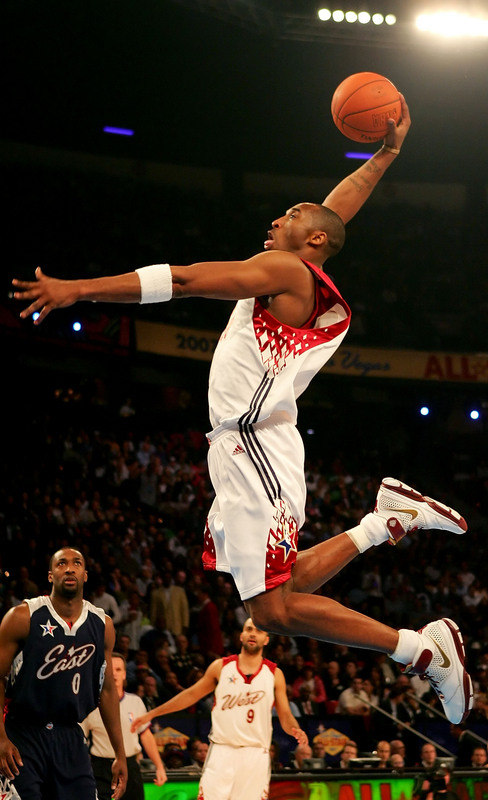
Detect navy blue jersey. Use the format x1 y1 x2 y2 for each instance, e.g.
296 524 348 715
6 596 107 726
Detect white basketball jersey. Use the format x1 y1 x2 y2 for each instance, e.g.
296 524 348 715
210 655 277 749
208 260 351 432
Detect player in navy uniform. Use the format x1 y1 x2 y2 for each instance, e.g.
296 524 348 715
12 97 473 727
0 548 128 799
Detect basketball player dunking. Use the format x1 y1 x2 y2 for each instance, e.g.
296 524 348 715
12 94 473 727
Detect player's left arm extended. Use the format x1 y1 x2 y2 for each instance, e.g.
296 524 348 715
139 728 167 786
273 668 308 745
323 93 411 224
98 618 128 800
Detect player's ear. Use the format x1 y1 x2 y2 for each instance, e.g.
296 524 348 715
48 571 53 584
84 570 88 583
309 230 327 247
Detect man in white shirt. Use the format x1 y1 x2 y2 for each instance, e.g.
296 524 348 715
81 653 166 800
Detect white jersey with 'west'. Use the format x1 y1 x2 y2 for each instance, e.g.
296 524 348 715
207 260 351 434
209 655 277 749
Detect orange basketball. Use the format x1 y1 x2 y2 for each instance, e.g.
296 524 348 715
331 72 401 143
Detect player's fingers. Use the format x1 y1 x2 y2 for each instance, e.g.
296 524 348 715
1 748 22 779
18 296 41 315
12 279 37 291
34 304 53 324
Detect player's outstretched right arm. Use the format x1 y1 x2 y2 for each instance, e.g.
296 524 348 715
12 250 311 325
0 606 30 780
130 659 222 733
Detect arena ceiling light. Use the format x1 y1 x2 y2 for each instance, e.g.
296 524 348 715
317 8 397 26
416 10 488 37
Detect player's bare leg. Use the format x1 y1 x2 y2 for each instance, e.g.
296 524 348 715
291 476 468 595
245 478 473 726
291 532 358 594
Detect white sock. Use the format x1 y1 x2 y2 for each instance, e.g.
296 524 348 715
390 628 424 664
346 512 389 553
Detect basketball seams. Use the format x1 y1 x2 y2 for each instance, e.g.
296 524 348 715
331 71 401 142
333 78 393 118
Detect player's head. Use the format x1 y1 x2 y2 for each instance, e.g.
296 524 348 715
48 548 87 598
265 202 346 263
240 617 269 654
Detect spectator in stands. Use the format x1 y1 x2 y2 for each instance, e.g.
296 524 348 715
375 740 391 768
186 737 208 772
141 675 167 712
270 740 284 772
339 741 358 769
194 583 224 661
390 753 405 770
419 743 437 769
162 743 186 770
390 739 408 766
295 684 319 716
312 740 326 762
149 570 190 636
337 676 370 716
119 589 146 651
292 661 327 714
91 579 122 625
471 746 488 768
169 634 194 683
290 741 313 770
323 660 345 701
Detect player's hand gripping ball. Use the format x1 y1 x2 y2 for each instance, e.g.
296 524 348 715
331 72 401 142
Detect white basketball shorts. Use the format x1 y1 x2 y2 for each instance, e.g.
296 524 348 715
203 420 306 601
198 742 271 800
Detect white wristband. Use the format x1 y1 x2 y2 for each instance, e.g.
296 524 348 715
135 264 173 304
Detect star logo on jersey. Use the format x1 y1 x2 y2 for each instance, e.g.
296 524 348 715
228 674 237 684
40 619 58 637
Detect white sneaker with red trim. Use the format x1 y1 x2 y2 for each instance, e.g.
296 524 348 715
402 618 473 725
374 477 467 545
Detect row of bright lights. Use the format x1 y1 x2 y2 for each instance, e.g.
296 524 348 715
318 9 396 25
420 406 481 421
417 12 488 37
318 9 488 36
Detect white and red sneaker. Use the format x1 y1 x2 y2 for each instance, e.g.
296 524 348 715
374 477 467 545
402 618 473 725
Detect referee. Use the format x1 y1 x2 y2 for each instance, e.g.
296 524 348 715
81 653 166 800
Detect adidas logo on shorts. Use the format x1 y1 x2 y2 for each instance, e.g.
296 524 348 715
232 444 245 456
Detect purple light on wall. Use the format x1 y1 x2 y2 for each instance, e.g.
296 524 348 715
103 126 134 136
345 151 374 160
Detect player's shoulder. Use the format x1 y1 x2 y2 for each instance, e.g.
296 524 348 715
262 657 278 675
0 599 33 638
252 250 309 267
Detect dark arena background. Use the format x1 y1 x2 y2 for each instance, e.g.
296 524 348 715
3 1 488 798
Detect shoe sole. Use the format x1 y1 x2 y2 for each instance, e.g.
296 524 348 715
381 478 467 533
431 618 473 724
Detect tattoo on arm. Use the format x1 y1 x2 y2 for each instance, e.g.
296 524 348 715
348 177 364 192
365 159 382 175
348 174 374 193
